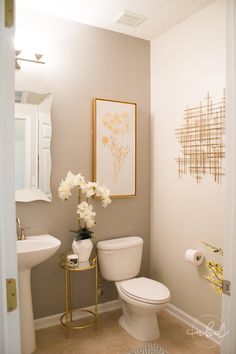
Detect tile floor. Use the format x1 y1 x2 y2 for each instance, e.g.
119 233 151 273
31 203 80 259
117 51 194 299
34 309 220 354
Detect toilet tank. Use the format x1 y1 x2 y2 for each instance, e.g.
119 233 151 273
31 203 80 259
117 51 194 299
97 236 143 281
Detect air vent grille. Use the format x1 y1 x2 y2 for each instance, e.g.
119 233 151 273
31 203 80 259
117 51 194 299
15 91 27 103
114 11 147 28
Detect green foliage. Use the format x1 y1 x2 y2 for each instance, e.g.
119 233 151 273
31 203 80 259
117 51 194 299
70 227 94 241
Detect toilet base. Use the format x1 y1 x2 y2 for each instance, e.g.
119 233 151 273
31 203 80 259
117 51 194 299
119 313 160 341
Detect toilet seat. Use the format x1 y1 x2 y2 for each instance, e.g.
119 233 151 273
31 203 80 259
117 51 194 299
119 277 170 305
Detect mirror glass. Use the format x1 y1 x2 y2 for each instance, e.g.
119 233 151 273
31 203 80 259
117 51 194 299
15 91 52 202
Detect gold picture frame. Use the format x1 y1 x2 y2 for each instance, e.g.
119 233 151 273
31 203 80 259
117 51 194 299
93 98 137 198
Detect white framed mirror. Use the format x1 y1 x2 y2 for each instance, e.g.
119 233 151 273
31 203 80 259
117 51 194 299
15 91 53 202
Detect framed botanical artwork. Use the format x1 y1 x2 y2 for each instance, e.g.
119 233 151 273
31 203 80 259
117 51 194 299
93 98 137 198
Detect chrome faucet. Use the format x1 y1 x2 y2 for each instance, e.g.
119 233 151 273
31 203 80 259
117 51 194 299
16 218 28 240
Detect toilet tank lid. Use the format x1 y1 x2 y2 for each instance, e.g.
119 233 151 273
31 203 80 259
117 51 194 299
97 236 143 250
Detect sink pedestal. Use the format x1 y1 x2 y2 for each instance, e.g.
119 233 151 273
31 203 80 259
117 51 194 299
16 235 61 353
19 269 36 354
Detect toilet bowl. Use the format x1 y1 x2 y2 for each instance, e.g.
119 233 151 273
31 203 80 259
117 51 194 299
116 277 170 341
97 236 171 341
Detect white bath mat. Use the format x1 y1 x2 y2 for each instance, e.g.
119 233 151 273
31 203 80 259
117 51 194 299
127 342 168 354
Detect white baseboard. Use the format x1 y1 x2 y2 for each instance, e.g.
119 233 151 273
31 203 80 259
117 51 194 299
166 303 221 345
35 299 220 346
34 299 121 331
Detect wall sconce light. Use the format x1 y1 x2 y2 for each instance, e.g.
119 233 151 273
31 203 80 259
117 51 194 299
15 50 45 70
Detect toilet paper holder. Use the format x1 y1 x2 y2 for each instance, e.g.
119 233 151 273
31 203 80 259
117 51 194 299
185 249 204 266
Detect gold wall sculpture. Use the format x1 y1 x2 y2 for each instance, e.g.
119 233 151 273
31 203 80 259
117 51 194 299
176 92 225 184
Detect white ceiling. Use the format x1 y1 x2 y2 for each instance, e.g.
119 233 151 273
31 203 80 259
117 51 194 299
16 0 215 40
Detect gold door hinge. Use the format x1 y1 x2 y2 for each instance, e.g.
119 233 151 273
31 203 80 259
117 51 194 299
5 0 14 28
6 278 17 312
222 279 231 296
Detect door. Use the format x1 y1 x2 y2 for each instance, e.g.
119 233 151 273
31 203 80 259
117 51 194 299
0 0 21 353
221 1 236 353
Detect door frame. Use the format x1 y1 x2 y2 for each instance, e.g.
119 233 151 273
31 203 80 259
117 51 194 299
221 0 236 353
0 0 21 353
0 0 236 353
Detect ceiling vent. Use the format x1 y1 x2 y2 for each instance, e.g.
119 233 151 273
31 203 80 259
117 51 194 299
114 11 147 28
15 90 27 104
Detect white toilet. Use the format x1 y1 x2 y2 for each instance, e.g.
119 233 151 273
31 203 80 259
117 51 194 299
97 236 170 341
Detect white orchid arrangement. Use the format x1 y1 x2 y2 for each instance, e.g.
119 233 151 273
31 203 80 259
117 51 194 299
58 171 111 240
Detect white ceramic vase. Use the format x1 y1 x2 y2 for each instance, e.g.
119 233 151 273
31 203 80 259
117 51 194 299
72 238 93 262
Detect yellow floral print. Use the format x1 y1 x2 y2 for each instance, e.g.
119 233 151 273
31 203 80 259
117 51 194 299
102 110 130 183
102 137 109 145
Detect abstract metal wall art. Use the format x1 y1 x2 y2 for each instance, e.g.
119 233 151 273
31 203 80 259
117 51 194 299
176 91 225 184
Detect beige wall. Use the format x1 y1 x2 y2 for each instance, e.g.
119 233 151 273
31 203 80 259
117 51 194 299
150 0 225 321
15 9 150 319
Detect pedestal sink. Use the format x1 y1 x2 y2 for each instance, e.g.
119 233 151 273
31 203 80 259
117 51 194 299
17 235 61 354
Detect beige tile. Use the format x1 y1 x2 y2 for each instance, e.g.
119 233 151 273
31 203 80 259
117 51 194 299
34 308 220 354
156 334 194 354
158 310 219 353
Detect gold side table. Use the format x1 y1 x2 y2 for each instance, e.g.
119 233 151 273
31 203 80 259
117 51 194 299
59 252 98 330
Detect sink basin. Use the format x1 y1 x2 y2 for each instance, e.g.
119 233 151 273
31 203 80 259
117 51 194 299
17 234 61 271
16 234 61 354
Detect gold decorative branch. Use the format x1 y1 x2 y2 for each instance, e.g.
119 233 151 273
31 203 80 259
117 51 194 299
202 241 223 294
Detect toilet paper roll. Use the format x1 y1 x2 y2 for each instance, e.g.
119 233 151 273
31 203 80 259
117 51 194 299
185 249 204 266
